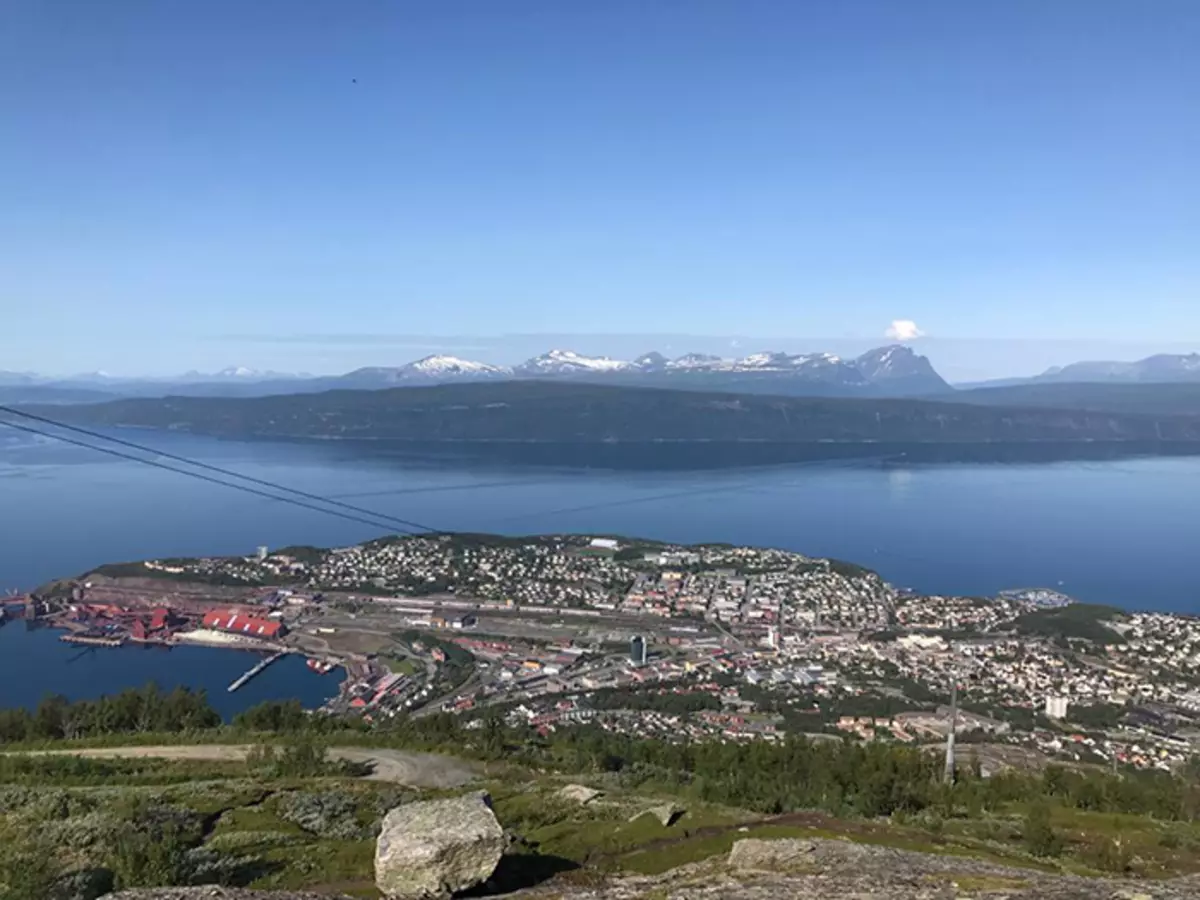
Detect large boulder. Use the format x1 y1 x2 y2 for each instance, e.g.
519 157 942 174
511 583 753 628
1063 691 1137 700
556 784 602 805
375 791 505 900
729 837 817 872
629 802 683 827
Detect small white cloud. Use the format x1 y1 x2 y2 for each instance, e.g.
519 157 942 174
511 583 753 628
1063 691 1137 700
885 320 924 341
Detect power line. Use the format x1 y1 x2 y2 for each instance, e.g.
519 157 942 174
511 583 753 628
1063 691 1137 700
328 477 547 500
494 479 764 523
0 417 430 536
0 404 440 535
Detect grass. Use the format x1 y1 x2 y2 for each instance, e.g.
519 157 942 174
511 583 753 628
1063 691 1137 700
249 840 376 891
210 806 308 838
620 824 817 875
8 748 1200 893
535 814 676 863
925 873 1032 892
383 656 420 676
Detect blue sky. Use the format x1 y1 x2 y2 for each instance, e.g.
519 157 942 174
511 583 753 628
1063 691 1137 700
2 1 1197 378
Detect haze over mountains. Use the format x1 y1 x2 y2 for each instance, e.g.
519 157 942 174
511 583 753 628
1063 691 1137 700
8 346 1200 411
967 352 1200 388
1 344 950 402
14 346 1200 467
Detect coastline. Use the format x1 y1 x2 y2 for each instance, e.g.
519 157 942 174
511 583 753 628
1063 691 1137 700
0 625 343 718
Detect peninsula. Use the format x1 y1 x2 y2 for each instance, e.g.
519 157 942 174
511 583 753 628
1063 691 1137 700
26 531 1200 773
10 532 1200 897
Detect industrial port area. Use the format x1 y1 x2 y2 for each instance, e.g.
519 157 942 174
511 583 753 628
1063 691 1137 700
10 532 1200 774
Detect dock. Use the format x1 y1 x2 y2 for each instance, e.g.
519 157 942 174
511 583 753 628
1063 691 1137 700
60 632 125 648
228 650 287 693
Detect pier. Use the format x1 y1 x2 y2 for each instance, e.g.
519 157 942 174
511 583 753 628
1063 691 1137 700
61 632 125 648
227 650 287 693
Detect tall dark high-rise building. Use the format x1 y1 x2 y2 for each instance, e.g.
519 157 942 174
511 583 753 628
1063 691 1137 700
630 634 647 667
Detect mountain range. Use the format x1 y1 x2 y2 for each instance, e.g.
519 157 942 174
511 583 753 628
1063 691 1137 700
10 347 1200 408
1 345 949 403
967 352 1200 388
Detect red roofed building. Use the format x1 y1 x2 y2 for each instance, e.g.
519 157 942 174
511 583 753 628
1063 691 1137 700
201 609 286 640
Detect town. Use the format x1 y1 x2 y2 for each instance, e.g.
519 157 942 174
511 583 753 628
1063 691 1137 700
14 532 1200 775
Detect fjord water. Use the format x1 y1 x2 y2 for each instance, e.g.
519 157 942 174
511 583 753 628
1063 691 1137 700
3 429 1200 709
0 624 339 717
5 429 1199 609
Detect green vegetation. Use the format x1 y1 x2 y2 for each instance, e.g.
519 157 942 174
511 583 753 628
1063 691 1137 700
272 545 327 564
382 656 419 676
245 737 368 779
6 683 1200 894
0 684 219 743
1023 802 1064 858
587 687 722 715
956 381 1200 416
0 747 396 899
91 559 265 585
43 380 1200 449
1011 604 1125 646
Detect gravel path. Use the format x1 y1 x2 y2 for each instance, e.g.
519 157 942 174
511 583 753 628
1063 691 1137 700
16 744 476 788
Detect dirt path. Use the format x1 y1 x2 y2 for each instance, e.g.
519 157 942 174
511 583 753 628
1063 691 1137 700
16 744 476 789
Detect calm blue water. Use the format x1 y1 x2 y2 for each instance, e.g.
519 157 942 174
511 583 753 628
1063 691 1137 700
3 429 1200 709
0 622 340 718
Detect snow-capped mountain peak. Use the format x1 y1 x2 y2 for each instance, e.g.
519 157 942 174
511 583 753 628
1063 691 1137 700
517 349 630 374
632 351 669 371
738 352 781 369
340 355 508 385
665 353 724 370
854 345 945 387
205 367 306 381
402 355 506 375
731 351 841 371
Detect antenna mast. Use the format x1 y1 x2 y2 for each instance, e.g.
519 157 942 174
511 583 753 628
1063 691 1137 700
943 668 958 785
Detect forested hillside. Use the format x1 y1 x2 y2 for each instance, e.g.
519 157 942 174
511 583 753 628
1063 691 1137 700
38 381 1200 445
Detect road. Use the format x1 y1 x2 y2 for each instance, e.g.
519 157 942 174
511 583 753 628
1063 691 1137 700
13 744 476 789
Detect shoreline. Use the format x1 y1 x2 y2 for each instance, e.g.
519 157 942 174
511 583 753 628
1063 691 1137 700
0 624 345 717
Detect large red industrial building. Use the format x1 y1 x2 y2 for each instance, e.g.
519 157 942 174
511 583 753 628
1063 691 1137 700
201 609 286 639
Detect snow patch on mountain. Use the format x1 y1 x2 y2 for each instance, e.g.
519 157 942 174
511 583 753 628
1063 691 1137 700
733 352 843 371
666 353 725 370
517 349 630 374
402 355 508 376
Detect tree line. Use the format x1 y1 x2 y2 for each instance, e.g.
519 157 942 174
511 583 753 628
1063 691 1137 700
4 684 1200 828
377 711 1200 824
0 685 219 743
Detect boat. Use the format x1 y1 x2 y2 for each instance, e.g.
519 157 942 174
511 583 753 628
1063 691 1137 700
306 658 336 674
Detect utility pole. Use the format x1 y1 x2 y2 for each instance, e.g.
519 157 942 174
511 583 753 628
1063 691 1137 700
943 670 958 785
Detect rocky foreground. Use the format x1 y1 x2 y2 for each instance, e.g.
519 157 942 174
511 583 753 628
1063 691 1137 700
108 837 1200 900
96 790 1200 900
